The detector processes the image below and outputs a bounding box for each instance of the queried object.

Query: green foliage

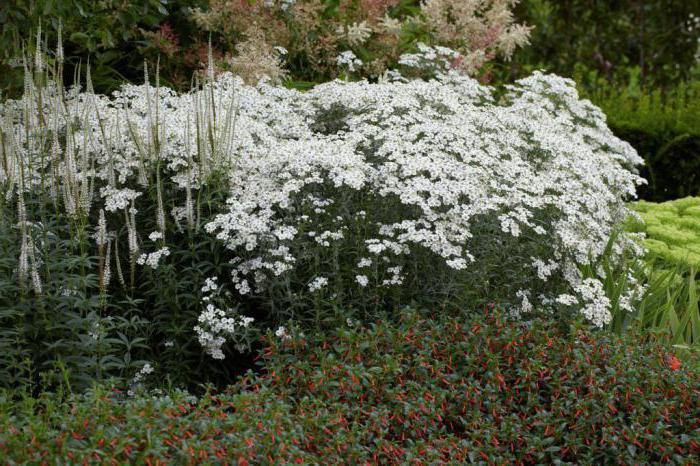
[0,169,258,394]
[581,76,700,201]
[509,0,700,87]
[634,264,700,354]
[0,0,206,96]
[1,309,698,463]
[0,197,142,392]
[600,198,700,354]
[628,198,700,268]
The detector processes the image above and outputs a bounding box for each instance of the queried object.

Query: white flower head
[308,276,329,292]
[336,50,363,73]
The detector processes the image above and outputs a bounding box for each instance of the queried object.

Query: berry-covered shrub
[1,310,698,464]
[1,65,645,367]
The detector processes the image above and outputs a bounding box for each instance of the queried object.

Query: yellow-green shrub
[628,197,700,268]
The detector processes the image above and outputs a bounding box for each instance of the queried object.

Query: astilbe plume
[229,27,289,85]
[420,0,532,74]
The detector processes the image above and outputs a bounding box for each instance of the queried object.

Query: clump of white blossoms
[336,51,363,73]
[1,61,645,359]
[137,247,170,269]
[201,69,645,343]
[398,42,462,74]
[194,276,255,359]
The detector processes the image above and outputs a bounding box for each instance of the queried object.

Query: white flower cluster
[128,362,154,396]
[195,302,255,359]
[308,276,329,292]
[263,0,296,11]
[574,278,613,328]
[194,276,255,359]
[532,258,559,281]
[355,275,369,287]
[148,231,163,242]
[199,70,644,331]
[136,247,171,269]
[398,43,461,74]
[336,51,363,73]
[275,326,291,340]
[101,187,142,213]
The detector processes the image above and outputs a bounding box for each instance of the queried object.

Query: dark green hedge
[585,78,700,202]
[2,309,699,464]
[612,123,700,201]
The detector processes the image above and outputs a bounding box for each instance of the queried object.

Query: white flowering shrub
[200,71,645,345]
[1,64,645,362]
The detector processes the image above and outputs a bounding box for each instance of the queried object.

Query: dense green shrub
[0,174,258,393]
[0,0,205,96]
[628,197,700,268]
[584,78,700,201]
[509,0,700,87]
[1,310,699,463]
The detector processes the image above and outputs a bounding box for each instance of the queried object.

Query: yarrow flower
[574,278,612,328]
[101,187,142,212]
[308,276,329,292]
[336,50,363,73]
[148,231,164,242]
[137,247,171,269]
[357,258,372,268]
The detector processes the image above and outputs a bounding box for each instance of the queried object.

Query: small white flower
[149,231,163,242]
[357,257,372,268]
[308,276,329,292]
[336,50,363,73]
[137,247,170,269]
[275,326,291,340]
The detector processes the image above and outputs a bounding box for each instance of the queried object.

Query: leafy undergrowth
[1,310,699,464]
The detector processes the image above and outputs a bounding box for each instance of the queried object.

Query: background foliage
[508,0,700,88]
[0,0,206,96]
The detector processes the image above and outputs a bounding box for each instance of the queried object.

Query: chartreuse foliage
[611,198,700,354]
[1,309,698,464]
[628,197,700,269]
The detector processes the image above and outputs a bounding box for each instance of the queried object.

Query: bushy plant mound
[628,197,700,269]
[1,68,644,372]
[1,310,698,464]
